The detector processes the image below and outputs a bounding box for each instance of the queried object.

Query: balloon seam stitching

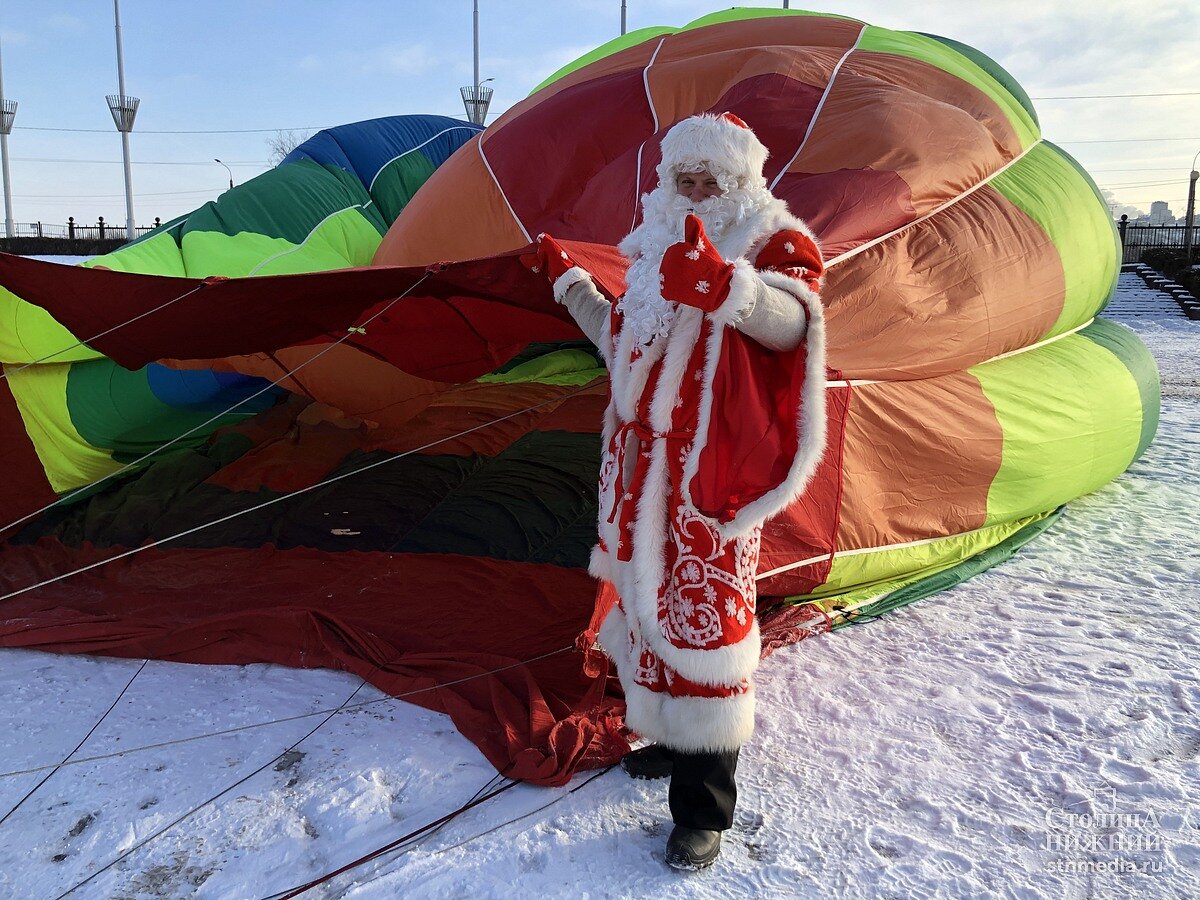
[476,136,531,243]
[627,38,668,234]
[824,139,1044,268]
[768,24,869,192]
[756,512,1052,582]
[247,203,370,276]
[366,126,481,194]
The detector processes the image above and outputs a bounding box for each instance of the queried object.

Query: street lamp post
[460,77,494,126]
[1185,149,1199,266]
[0,36,16,239]
[459,2,493,126]
[214,158,233,191]
[106,0,139,242]
[621,1,627,35]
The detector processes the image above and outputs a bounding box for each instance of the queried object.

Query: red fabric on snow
[0,539,818,784]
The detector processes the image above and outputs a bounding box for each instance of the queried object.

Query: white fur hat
[655,112,770,191]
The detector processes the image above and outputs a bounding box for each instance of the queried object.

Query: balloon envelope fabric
[375,8,1158,614]
[0,115,483,511]
[0,14,1159,784]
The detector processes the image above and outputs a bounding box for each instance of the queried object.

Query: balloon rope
[0,379,596,605]
[0,645,574,781]
[52,679,370,900]
[0,659,148,828]
[0,273,433,541]
[263,762,617,899]
[0,281,211,381]
[49,639,585,897]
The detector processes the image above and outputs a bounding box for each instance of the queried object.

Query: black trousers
[667,748,740,831]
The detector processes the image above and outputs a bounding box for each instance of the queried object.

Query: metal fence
[5,217,160,241]
[1118,220,1196,264]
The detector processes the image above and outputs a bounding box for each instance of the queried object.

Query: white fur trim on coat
[707,259,759,330]
[596,587,757,753]
[623,681,757,753]
[552,266,592,304]
[709,270,827,542]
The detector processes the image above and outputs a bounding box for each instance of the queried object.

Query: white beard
[616,184,776,348]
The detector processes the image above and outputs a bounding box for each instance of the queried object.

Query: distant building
[1137,200,1177,226]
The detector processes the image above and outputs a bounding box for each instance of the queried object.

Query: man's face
[675,170,723,204]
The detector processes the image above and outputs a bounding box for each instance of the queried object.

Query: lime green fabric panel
[684,8,861,30]
[370,152,438,226]
[477,349,606,386]
[856,27,1039,148]
[85,163,385,279]
[785,509,1062,624]
[918,33,1038,128]
[1077,318,1160,461]
[975,333,1142,526]
[5,362,119,492]
[181,161,384,246]
[64,358,253,464]
[813,513,1049,599]
[530,27,676,95]
[989,143,1118,336]
[82,230,189,276]
[0,287,102,365]
[178,207,382,278]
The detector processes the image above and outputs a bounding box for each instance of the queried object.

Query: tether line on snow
[53,679,370,899]
[0,646,573,780]
[0,659,148,828]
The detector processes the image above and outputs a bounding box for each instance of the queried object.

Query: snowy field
[0,273,1196,899]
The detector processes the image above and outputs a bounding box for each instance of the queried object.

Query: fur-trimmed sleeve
[752,228,825,293]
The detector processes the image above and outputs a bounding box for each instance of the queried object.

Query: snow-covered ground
[0,274,1196,899]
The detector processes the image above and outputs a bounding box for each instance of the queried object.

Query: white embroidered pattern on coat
[660,507,760,648]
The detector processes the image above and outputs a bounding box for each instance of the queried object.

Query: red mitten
[519,233,576,283]
[659,214,735,313]
[753,229,824,293]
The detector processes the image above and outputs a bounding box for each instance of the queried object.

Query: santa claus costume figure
[525,112,828,870]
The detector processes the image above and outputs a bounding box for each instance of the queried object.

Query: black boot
[620,744,674,780]
[663,748,738,870]
[665,825,722,870]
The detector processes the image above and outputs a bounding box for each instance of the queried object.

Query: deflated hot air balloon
[376,7,1159,616]
[0,11,1158,784]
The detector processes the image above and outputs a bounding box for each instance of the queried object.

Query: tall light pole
[0,36,16,239]
[1185,149,1199,265]
[459,3,493,125]
[621,1,627,35]
[214,158,233,191]
[106,0,139,241]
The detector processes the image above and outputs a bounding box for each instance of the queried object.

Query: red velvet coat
[589,200,827,752]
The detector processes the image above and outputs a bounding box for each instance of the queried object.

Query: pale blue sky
[1,0,1197,225]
